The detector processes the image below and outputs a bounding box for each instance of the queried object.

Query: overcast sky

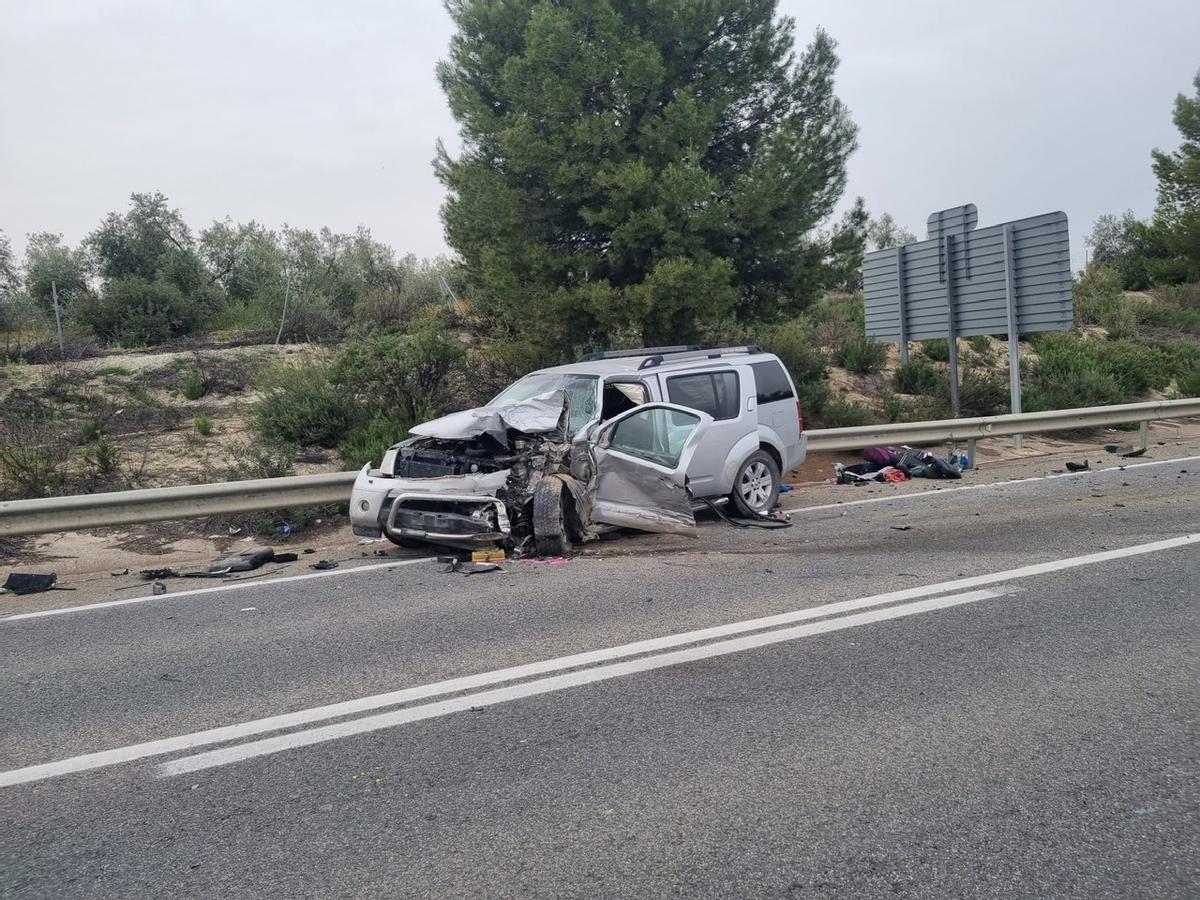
[2,0,1197,269]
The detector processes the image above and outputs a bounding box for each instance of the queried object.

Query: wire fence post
[275,267,292,347]
[51,280,65,357]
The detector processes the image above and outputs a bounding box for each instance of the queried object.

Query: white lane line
[161,589,1006,776]
[0,557,434,622]
[788,454,1200,515]
[1,533,1193,789]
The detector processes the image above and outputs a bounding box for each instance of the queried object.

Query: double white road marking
[1,534,1195,787]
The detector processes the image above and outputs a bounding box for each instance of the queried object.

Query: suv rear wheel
[730,450,780,517]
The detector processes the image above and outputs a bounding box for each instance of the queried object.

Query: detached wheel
[730,450,780,517]
[532,477,570,557]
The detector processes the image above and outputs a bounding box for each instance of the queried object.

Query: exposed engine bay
[352,390,588,553]
[349,388,703,555]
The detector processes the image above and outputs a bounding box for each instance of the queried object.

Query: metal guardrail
[803,397,1200,453]
[0,472,356,538]
[1,398,1197,538]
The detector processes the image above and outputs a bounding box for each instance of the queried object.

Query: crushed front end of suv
[350,389,710,556]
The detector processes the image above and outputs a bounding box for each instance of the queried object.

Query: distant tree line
[0,192,463,347]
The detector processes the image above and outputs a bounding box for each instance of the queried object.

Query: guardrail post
[1139,420,1150,450]
[966,438,976,470]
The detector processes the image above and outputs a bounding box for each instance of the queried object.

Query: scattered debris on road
[1105,444,1147,458]
[309,560,339,570]
[1065,461,1090,471]
[439,556,506,576]
[1,573,71,595]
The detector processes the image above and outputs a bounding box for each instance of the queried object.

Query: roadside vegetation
[0,18,1196,514]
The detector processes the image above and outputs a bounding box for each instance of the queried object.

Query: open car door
[584,403,712,536]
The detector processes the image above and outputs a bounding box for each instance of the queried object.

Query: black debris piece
[2,573,60,595]
[140,567,180,580]
[270,552,299,564]
[1065,461,1090,472]
[207,547,277,574]
[700,497,790,529]
[890,524,913,531]
[441,558,504,576]
[303,549,316,555]
[1105,445,1147,458]
[309,560,339,571]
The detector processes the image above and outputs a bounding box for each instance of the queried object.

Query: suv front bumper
[349,465,513,546]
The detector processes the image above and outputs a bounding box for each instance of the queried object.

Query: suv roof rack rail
[578,345,764,369]
[578,345,700,363]
[634,345,763,369]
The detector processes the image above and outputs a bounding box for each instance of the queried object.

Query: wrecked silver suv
[351,345,805,554]
[350,387,712,555]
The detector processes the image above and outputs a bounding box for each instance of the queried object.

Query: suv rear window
[750,361,794,404]
[666,371,739,420]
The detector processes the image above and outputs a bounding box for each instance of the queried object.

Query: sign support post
[895,245,909,365]
[1002,225,1023,447]
[942,235,960,415]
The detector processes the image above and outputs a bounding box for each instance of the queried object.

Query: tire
[730,450,781,517]
[532,477,570,557]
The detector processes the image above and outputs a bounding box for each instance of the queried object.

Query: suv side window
[666,371,739,420]
[750,360,794,404]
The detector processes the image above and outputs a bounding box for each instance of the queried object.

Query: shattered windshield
[491,374,600,436]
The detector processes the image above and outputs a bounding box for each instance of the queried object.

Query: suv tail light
[796,400,805,433]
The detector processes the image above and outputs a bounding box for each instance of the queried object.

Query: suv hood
[410,390,567,447]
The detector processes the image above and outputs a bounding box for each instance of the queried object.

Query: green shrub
[330,323,466,424]
[1073,264,1130,333]
[794,378,830,417]
[252,363,355,448]
[762,319,828,384]
[80,419,103,442]
[1024,333,1130,410]
[806,293,865,350]
[193,413,213,437]
[78,437,122,491]
[74,276,217,346]
[0,418,71,499]
[180,369,206,400]
[822,397,876,428]
[1141,283,1200,335]
[939,370,1010,417]
[222,440,296,480]
[1163,342,1200,379]
[338,413,412,469]
[891,356,942,394]
[1093,340,1170,394]
[1177,369,1200,396]
[834,334,887,374]
[920,338,950,361]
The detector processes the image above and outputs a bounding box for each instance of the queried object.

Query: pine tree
[436,0,857,351]
[1149,71,1200,283]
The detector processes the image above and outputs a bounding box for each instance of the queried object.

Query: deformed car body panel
[410,390,567,446]
[584,404,710,536]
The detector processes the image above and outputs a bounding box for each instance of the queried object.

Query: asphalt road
[1,457,1197,898]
